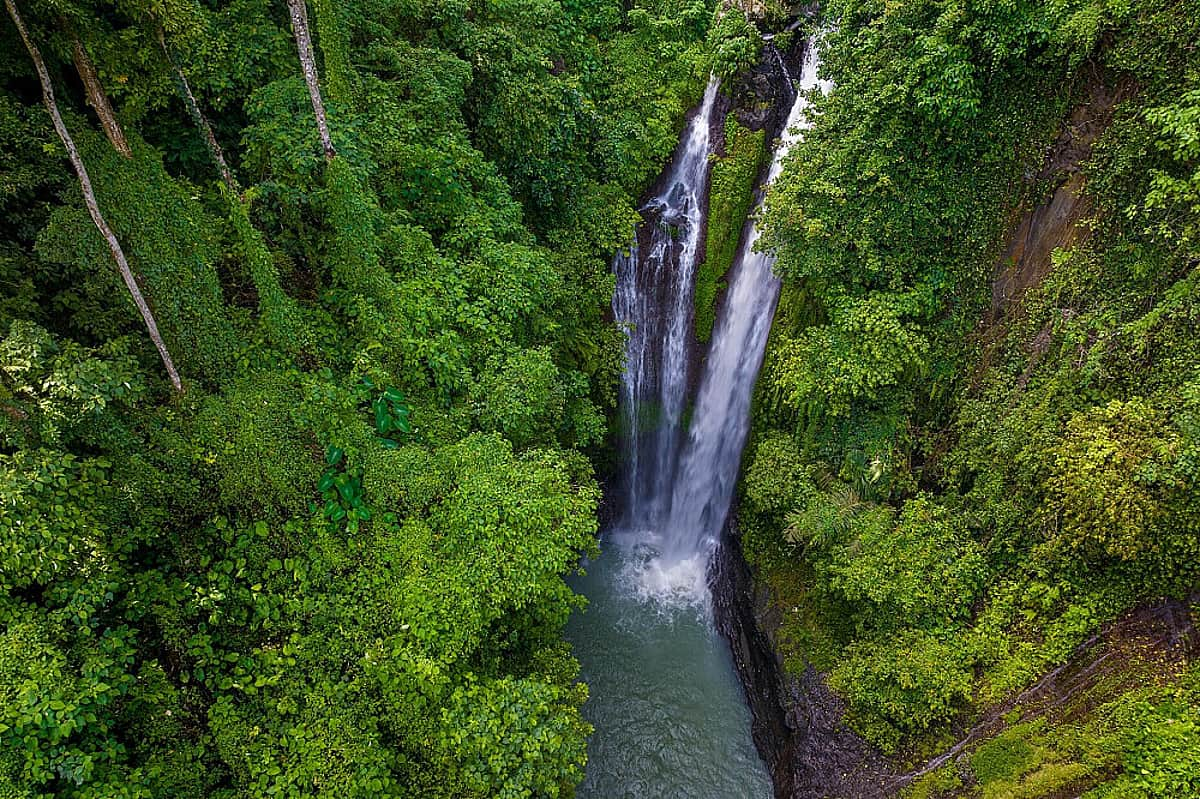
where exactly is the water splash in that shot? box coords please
[607,532,713,617]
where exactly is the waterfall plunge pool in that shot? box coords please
[564,536,772,799]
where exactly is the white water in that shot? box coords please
[659,44,830,567]
[613,77,721,536]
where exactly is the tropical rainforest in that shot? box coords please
[0,0,716,795]
[741,0,1200,796]
[0,0,1197,796]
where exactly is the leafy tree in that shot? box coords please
[0,0,714,794]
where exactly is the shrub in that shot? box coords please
[831,629,974,748]
[823,495,986,629]
[743,432,815,518]
[705,9,763,80]
[1047,398,1175,561]
[1124,705,1200,798]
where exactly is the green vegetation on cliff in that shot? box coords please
[742,0,1200,794]
[696,113,765,343]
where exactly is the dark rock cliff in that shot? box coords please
[710,527,894,799]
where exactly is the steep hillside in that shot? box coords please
[0,1,725,796]
[739,1,1200,796]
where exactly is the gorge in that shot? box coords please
[566,37,831,797]
[1,1,1197,797]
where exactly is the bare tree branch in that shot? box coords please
[156,25,238,194]
[7,0,183,391]
[68,28,131,157]
[286,0,335,161]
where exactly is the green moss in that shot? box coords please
[225,188,311,354]
[972,723,1043,786]
[767,561,845,674]
[695,114,764,343]
[901,764,962,799]
[1004,761,1091,798]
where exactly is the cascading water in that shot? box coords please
[614,77,720,533]
[566,40,828,798]
[661,45,831,565]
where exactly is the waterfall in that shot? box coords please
[609,41,828,605]
[567,43,826,799]
[661,44,830,565]
[613,77,720,533]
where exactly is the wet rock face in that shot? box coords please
[709,534,793,795]
[710,530,894,799]
[729,38,806,136]
[731,62,783,132]
[721,3,814,134]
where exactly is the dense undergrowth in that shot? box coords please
[0,1,734,796]
[4,0,1199,794]
[741,0,1200,794]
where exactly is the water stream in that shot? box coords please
[612,77,720,536]
[661,46,831,563]
[566,42,828,797]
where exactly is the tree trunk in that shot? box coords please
[68,29,132,158]
[286,0,335,161]
[7,0,183,391]
[156,26,238,194]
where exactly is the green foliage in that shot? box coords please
[785,482,886,554]
[0,608,141,796]
[696,114,764,343]
[0,0,722,792]
[1047,399,1178,560]
[771,290,931,420]
[224,188,311,354]
[361,377,414,446]
[1139,89,1200,246]
[311,0,357,106]
[0,447,149,797]
[745,0,1200,761]
[706,8,762,80]
[0,321,145,450]
[472,348,567,450]
[323,155,400,327]
[438,676,590,799]
[1121,704,1200,798]
[743,432,814,520]
[585,1,712,196]
[36,134,239,384]
[316,445,369,532]
[0,92,63,250]
[821,496,985,630]
[831,629,974,749]
[452,0,711,213]
[192,373,323,516]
